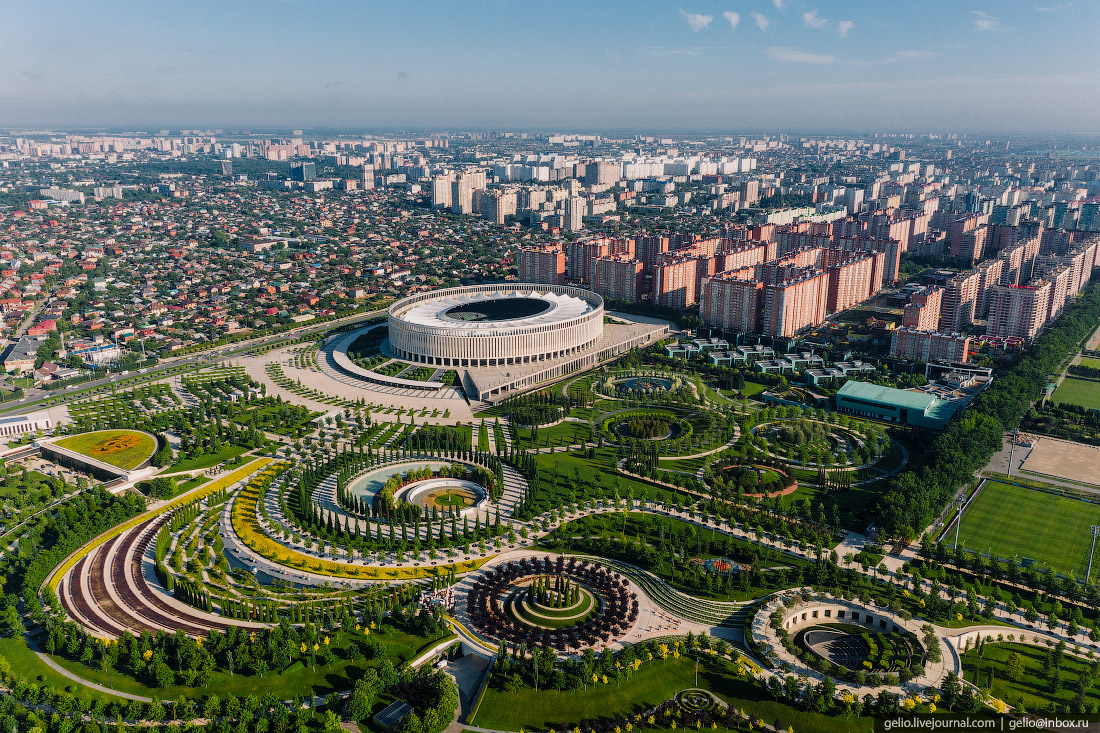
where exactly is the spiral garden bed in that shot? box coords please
[506,579,601,629]
[465,555,639,652]
[677,688,722,713]
[750,419,886,468]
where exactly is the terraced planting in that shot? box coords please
[68,383,180,424]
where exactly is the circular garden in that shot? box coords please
[466,555,639,652]
[710,463,795,496]
[677,688,722,714]
[797,623,925,678]
[750,419,885,467]
[506,574,601,629]
[604,409,692,443]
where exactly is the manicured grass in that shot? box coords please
[1051,377,1100,410]
[740,380,771,397]
[962,641,1100,712]
[958,480,1100,575]
[45,626,453,701]
[1077,357,1100,370]
[165,443,251,473]
[534,447,682,506]
[473,652,867,732]
[177,475,211,492]
[0,636,123,703]
[513,420,592,449]
[54,429,157,470]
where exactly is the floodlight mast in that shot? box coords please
[1087,525,1100,583]
[953,496,966,550]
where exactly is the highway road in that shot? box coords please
[0,306,388,417]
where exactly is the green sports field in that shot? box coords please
[958,480,1100,575]
[54,429,157,470]
[1051,377,1100,410]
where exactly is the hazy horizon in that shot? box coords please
[3,0,1098,134]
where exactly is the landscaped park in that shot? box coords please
[5,282,1100,733]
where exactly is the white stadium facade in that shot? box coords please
[387,284,604,367]
[329,283,670,402]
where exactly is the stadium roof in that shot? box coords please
[396,288,595,331]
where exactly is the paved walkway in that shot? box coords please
[34,647,153,702]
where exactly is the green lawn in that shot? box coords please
[54,429,157,470]
[513,421,593,450]
[473,653,867,732]
[959,480,1100,575]
[1051,377,1100,410]
[46,626,452,701]
[962,641,1100,712]
[166,444,251,473]
[740,380,771,397]
[534,447,682,507]
[1077,357,1100,370]
[0,636,123,703]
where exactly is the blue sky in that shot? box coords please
[1,0,1097,133]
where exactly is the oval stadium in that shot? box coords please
[387,284,605,368]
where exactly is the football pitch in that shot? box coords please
[1051,377,1100,410]
[957,480,1100,576]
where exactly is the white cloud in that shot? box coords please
[887,49,932,62]
[970,10,999,30]
[767,46,836,64]
[722,11,740,29]
[679,8,714,31]
[837,20,854,37]
[751,12,770,30]
[802,9,827,28]
[772,0,787,9]
[643,46,704,56]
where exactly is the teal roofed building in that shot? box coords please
[834,380,960,430]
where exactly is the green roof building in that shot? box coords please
[834,380,959,430]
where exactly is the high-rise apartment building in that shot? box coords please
[653,256,698,309]
[826,252,879,313]
[760,269,828,338]
[902,286,943,331]
[890,328,971,363]
[700,270,763,334]
[973,257,1004,319]
[564,196,586,232]
[585,162,620,186]
[740,180,760,205]
[431,175,453,209]
[636,235,670,273]
[359,164,375,190]
[592,254,644,302]
[987,281,1053,340]
[518,244,566,286]
[939,270,981,332]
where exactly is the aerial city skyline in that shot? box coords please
[2,2,1100,732]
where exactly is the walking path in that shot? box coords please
[34,646,153,702]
